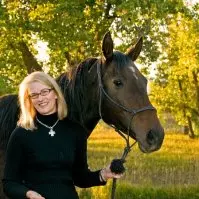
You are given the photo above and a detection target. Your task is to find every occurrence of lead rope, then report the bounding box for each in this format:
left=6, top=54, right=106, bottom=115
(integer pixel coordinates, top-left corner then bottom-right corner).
left=110, top=116, right=137, bottom=199
left=111, top=143, right=136, bottom=199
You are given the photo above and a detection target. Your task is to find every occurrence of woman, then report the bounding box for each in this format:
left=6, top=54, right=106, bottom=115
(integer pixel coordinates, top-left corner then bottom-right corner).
left=2, top=71, right=122, bottom=199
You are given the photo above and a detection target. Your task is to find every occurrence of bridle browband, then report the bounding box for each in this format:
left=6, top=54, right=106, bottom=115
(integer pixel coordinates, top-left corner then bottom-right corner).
left=96, top=60, right=156, bottom=199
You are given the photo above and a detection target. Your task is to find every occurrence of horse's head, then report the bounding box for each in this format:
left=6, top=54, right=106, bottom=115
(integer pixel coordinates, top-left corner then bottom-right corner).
left=100, top=32, right=164, bottom=153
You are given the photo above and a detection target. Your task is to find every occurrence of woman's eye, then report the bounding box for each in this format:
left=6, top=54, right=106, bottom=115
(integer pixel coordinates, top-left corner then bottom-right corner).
left=113, top=80, right=123, bottom=87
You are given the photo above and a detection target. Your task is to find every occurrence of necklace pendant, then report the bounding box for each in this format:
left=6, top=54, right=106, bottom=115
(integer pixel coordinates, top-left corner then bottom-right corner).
left=49, top=129, right=55, bottom=137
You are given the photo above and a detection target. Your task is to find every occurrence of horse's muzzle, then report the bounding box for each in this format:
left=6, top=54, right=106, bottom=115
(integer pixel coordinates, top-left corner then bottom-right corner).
left=140, top=128, right=164, bottom=153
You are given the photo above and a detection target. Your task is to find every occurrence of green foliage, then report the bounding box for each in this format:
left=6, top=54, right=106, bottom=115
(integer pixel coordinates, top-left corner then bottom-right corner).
left=0, top=0, right=191, bottom=94
left=151, top=11, right=199, bottom=136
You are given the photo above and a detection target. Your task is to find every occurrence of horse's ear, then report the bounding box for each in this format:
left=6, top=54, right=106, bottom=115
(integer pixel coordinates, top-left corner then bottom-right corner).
left=126, top=37, right=143, bottom=61
left=102, top=31, right=113, bottom=61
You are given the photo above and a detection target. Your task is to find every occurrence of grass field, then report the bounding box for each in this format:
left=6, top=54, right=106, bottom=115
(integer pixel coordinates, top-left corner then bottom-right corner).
left=77, top=122, right=199, bottom=199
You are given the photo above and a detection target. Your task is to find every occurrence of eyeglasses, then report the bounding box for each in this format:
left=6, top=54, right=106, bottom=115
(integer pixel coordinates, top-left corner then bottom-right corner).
left=29, top=88, right=53, bottom=99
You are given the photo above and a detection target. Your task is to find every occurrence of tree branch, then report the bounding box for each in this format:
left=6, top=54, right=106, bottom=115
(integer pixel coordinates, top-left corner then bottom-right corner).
left=18, top=41, right=42, bottom=74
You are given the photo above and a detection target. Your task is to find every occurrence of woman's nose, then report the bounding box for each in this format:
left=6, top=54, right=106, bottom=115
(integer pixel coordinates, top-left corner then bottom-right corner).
left=37, top=94, right=44, bottom=101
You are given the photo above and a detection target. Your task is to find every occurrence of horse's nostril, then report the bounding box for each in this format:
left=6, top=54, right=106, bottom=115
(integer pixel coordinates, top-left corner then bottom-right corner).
left=147, top=130, right=156, bottom=145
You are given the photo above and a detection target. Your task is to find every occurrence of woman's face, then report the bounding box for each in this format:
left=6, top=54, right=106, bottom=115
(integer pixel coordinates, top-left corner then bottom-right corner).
left=28, top=82, right=58, bottom=115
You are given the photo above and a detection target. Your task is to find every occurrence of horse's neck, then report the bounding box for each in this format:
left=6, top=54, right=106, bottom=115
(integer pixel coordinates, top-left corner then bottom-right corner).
left=80, top=116, right=100, bottom=137
left=67, top=87, right=100, bottom=136
left=60, top=66, right=100, bottom=137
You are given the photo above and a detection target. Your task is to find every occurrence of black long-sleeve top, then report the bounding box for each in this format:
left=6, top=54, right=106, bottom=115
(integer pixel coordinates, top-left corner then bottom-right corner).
left=2, top=113, right=105, bottom=199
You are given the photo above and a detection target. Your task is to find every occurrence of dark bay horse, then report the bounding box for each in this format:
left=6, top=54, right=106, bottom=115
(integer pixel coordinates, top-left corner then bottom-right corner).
left=0, top=32, right=164, bottom=154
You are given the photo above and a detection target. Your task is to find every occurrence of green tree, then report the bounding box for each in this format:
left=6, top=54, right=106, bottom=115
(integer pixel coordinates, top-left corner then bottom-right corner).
left=0, top=0, right=189, bottom=94
left=151, top=10, right=199, bottom=137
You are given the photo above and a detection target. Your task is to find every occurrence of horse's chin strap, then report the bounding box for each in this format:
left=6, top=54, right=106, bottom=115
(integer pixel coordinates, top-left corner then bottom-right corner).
left=96, top=60, right=155, bottom=199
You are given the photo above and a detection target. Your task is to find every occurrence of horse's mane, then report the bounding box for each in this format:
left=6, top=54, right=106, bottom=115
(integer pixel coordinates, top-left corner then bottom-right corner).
left=57, top=57, right=98, bottom=127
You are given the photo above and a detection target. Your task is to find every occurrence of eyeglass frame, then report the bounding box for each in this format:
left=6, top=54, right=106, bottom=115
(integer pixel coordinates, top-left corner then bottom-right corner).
left=29, top=88, right=53, bottom=99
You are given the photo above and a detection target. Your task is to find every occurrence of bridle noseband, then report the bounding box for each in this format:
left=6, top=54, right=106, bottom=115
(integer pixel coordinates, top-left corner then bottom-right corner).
left=96, top=60, right=156, bottom=199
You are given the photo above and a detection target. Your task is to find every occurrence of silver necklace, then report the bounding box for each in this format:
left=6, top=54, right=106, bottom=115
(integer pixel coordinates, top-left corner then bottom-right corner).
left=36, top=116, right=59, bottom=137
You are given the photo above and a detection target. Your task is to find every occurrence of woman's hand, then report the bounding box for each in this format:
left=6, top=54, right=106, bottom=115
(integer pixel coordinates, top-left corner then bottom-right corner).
left=100, top=165, right=123, bottom=182
left=26, top=190, right=45, bottom=199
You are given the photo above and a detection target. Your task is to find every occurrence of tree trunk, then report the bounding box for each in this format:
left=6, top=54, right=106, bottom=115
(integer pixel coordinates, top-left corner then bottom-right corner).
left=183, top=125, right=189, bottom=135
left=18, top=41, right=42, bottom=74
left=178, top=80, right=190, bottom=135
left=187, top=116, right=195, bottom=138
left=192, top=71, right=199, bottom=109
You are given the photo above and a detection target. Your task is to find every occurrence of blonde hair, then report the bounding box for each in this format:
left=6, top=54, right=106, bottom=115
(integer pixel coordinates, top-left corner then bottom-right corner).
left=18, top=71, right=67, bottom=130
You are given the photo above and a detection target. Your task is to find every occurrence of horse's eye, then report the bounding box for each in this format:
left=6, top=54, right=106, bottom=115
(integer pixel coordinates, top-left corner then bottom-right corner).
left=113, top=80, right=123, bottom=87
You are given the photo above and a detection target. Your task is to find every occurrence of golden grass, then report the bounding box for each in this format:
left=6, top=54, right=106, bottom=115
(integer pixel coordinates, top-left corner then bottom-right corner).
left=77, top=122, right=199, bottom=198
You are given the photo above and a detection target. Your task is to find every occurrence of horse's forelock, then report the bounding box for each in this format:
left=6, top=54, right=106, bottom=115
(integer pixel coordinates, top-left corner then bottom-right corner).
left=112, top=51, right=132, bottom=70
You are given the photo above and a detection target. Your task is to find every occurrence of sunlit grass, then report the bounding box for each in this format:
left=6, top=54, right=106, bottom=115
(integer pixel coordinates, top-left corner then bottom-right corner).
left=77, top=122, right=199, bottom=198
